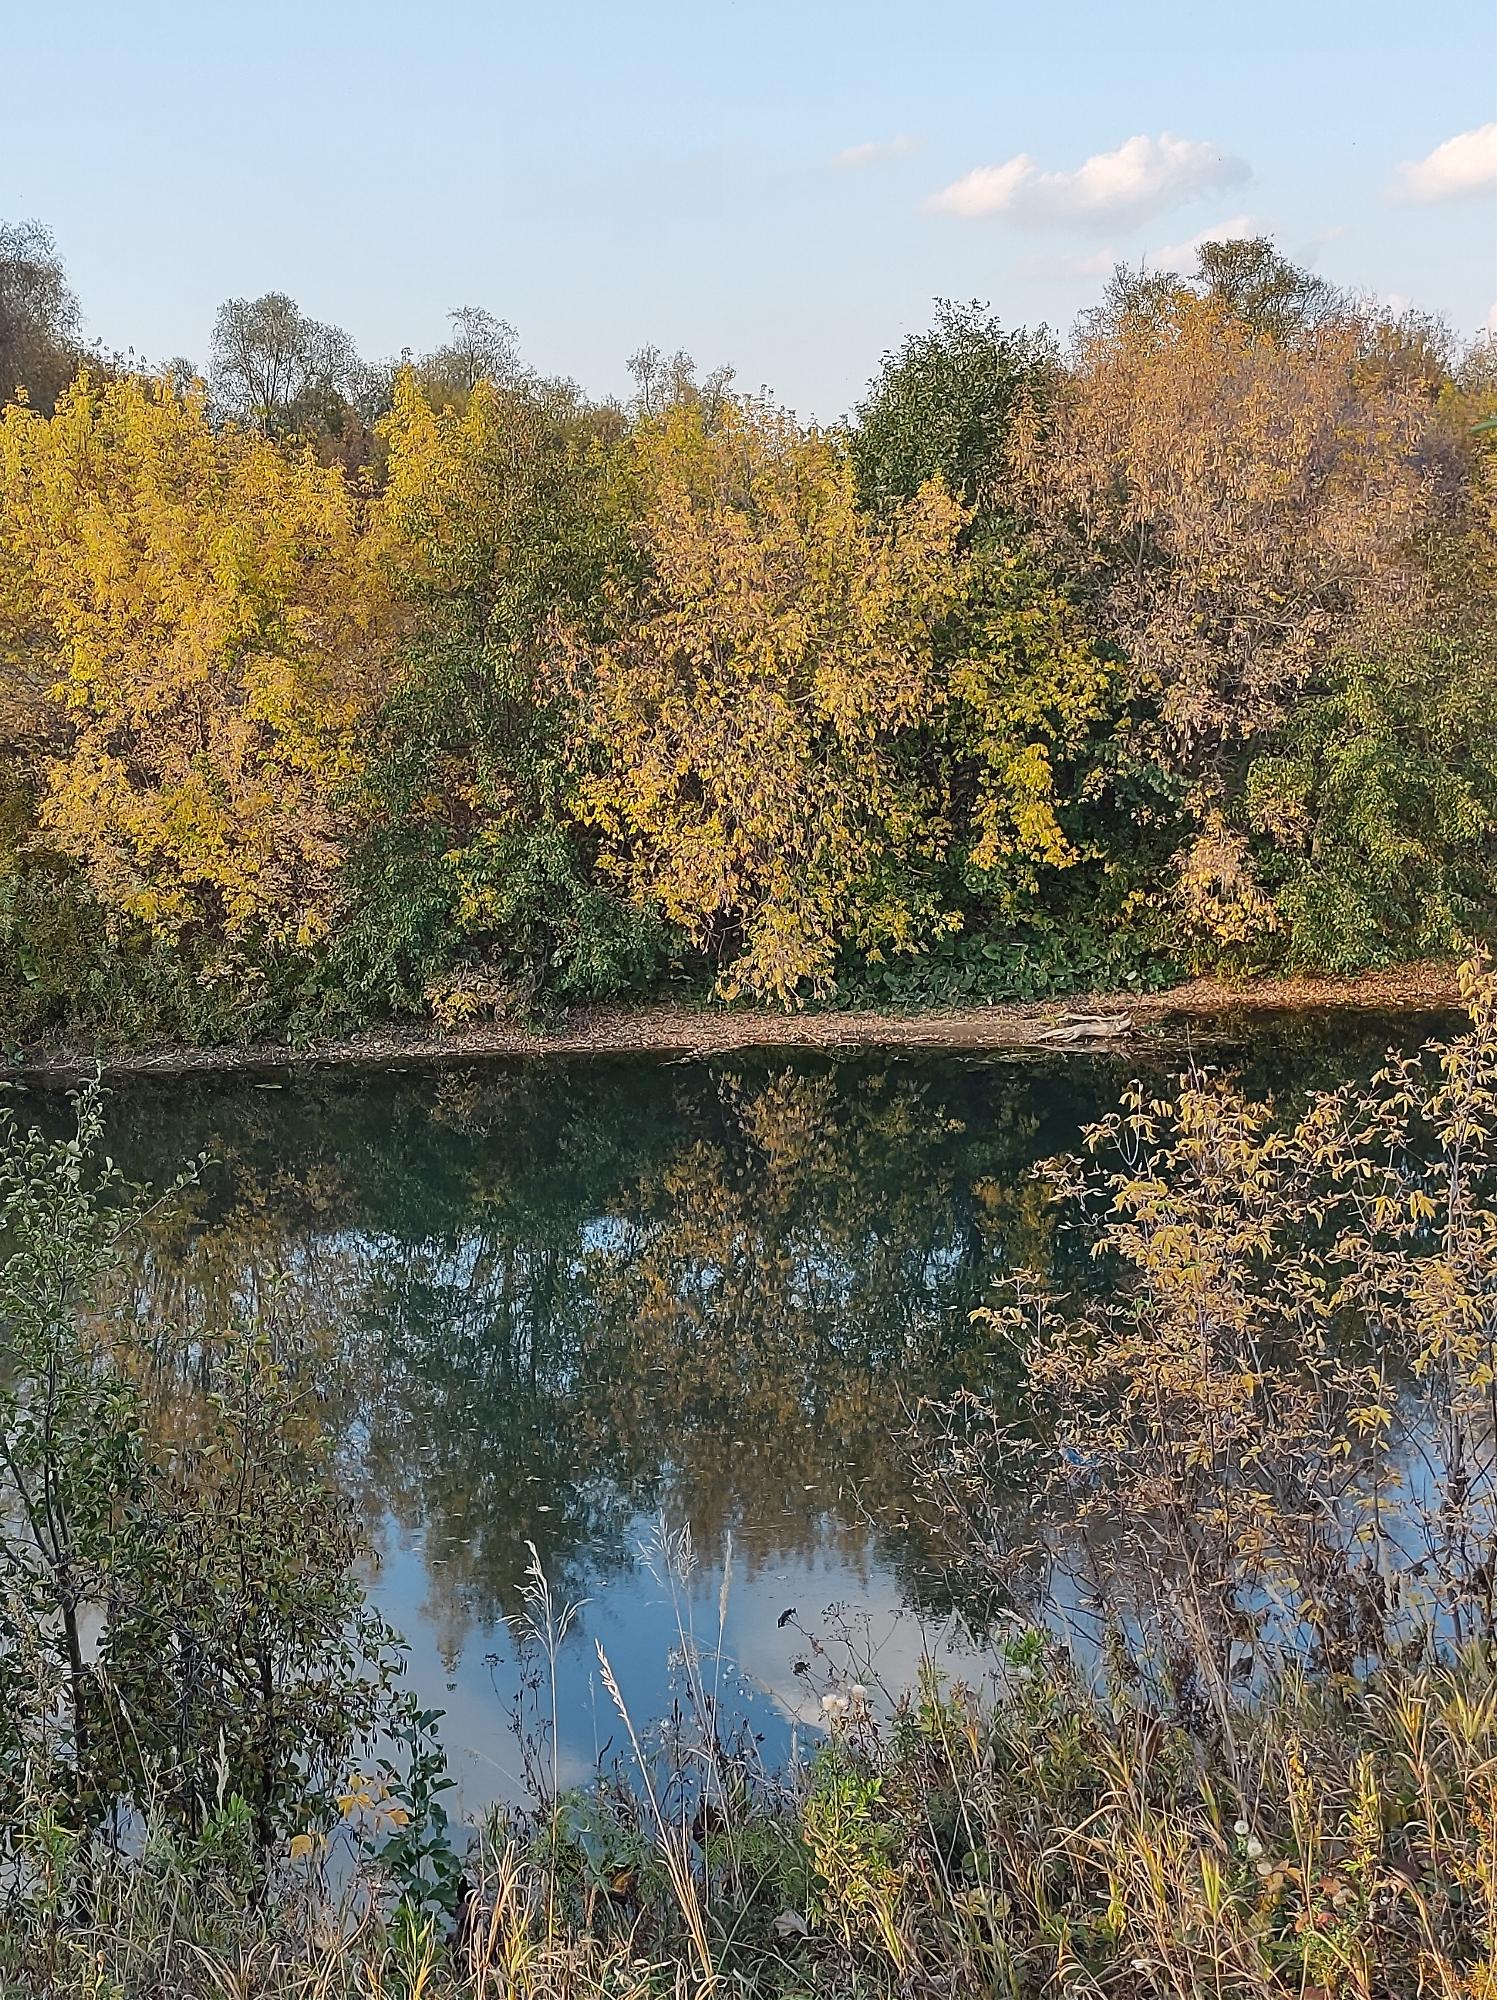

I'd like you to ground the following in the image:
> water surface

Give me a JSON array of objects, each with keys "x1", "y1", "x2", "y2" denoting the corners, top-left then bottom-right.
[{"x1": 37, "y1": 1010, "x2": 1449, "y2": 1815}]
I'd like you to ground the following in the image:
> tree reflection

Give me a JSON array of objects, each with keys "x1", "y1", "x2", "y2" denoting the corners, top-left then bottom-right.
[{"x1": 86, "y1": 1025, "x2": 1420, "y2": 1650}]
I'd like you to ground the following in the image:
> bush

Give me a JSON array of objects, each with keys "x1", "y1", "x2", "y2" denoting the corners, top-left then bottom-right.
[
  {"x1": 828, "y1": 920, "x2": 1178, "y2": 1010},
  {"x1": 0, "y1": 1084, "x2": 404, "y2": 1855},
  {"x1": 1248, "y1": 625, "x2": 1497, "y2": 970},
  {"x1": 0, "y1": 853, "x2": 357, "y2": 1053}
]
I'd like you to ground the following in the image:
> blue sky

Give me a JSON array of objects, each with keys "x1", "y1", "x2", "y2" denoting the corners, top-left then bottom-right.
[{"x1": 6, "y1": 0, "x2": 1494, "y2": 420}]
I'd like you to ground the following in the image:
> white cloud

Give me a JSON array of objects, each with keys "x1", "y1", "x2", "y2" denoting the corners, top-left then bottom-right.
[
  {"x1": 1144, "y1": 214, "x2": 1257, "y2": 271},
  {"x1": 832, "y1": 133, "x2": 922, "y2": 170},
  {"x1": 1486, "y1": 299, "x2": 1497, "y2": 334},
  {"x1": 1393, "y1": 123, "x2": 1497, "y2": 202},
  {"x1": 928, "y1": 131, "x2": 1250, "y2": 227}
]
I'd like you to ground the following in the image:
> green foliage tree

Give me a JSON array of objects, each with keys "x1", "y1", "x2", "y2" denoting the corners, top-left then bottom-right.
[
  {"x1": 0, "y1": 218, "x2": 83, "y2": 413},
  {"x1": 0, "y1": 1086, "x2": 164, "y2": 1806},
  {"x1": 338, "y1": 369, "x2": 661, "y2": 1017},
  {"x1": 1096, "y1": 234, "x2": 1340, "y2": 347},
  {"x1": 209, "y1": 291, "x2": 373, "y2": 439},
  {"x1": 851, "y1": 299, "x2": 1054, "y2": 515},
  {"x1": 1247, "y1": 621, "x2": 1497, "y2": 968}
]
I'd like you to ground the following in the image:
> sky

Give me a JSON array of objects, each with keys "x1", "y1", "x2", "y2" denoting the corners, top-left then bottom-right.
[{"x1": 5, "y1": 0, "x2": 1495, "y2": 422}]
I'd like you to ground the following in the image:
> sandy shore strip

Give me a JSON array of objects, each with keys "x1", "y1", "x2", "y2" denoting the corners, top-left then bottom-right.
[{"x1": 0, "y1": 960, "x2": 1465, "y2": 1083}]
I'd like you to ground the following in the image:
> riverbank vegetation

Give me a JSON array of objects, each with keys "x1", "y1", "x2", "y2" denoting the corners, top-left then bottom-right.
[
  {"x1": 1, "y1": 223, "x2": 1494, "y2": 1052},
  {"x1": 7, "y1": 972, "x2": 1497, "y2": 1993}
]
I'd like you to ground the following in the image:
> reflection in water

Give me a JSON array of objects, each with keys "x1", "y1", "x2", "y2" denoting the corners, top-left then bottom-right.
[{"x1": 45, "y1": 1014, "x2": 1444, "y2": 1814}]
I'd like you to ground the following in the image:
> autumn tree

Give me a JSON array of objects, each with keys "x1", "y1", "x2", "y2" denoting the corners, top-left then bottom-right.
[
  {"x1": 0, "y1": 220, "x2": 1489, "y2": 1034},
  {"x1": 1014, "y1": 255, "x2": 1453, "y2": 949},
  {"x1": 626, "y1": 345, "x2": 734, "y2": 423},
  {"x1": 0, "y1": 374, "x2": 390, "y2": 952},
  {"x1": 562, "y1": 395, "x2": 1119, "y2": 1002},
  {"x1": 1022, "y1": 290, "x2": 1444, "y2": 758},
  {"x1": 1242, "y1": 358, "x2": 1497, "y2": 967}
]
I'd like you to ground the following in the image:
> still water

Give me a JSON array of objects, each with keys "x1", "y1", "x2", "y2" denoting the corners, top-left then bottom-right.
[{"x1": 37, "y1": 1011, "x2": 1451, "y2": 1818}]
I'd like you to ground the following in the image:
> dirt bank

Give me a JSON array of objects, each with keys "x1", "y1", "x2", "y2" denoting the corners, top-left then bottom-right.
[{"x1": 0, "y1": 960, "x2": 1463, "y2": 1083}]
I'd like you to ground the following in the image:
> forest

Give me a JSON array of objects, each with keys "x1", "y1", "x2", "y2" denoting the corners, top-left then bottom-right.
[{"x1": 2, "y1": 218, "x2": 1494, "y2": 1050}]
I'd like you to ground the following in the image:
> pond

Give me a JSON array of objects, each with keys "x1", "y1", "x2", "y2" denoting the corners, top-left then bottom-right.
[{"x1": 29, "y1": 1009, "x2": 1455, "y2": 1821}]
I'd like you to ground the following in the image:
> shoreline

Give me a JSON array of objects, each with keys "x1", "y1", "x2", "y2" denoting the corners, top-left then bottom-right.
[{"x1": 0, "y1": 960, "x2": 1463, "y2": 1083}]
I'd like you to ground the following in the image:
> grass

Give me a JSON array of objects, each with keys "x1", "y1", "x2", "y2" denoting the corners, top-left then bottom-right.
[{"x1": 8, "y1": 1643, "x2": 1497, "y2": 1996}]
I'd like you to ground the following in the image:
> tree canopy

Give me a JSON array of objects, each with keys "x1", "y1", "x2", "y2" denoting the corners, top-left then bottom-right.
[{"x1": 0, "y1": 222, "x2": 1492, "y2": 1046}]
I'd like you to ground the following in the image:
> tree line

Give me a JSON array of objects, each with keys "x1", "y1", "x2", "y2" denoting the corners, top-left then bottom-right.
[{"x1": 1, "y1": 220, "x2": 1493, "y2": 1046}]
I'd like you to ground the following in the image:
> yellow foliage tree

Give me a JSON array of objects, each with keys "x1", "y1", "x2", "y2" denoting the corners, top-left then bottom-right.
[
  {"x1": 1018, "y1": 294, "x2": 1443, "y2": 756},
  {"x1": 561, "y1": 397, "x2": 1112, "y2": 1002},
  {"x1": 0, "y1": 374, "x2": 389, "y2": 949},
  {"x1": 1014, "y1": 291, "x2": 1450, "y2": 950}
]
